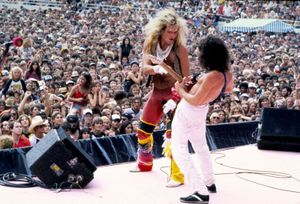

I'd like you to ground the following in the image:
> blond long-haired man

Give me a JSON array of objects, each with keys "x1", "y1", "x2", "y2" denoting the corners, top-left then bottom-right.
[{"x1": 130, "y1": 8, "x2": 189, "y2": 188}]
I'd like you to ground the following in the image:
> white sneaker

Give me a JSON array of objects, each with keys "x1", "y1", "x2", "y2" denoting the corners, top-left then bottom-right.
[{"x1": 166, "y1": 180, "x2": 184, "y2": 188}]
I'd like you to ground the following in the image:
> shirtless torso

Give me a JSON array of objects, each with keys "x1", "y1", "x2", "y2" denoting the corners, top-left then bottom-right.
[{"x1": 152, "y1": 51, "x2": 178, "y2": 89}]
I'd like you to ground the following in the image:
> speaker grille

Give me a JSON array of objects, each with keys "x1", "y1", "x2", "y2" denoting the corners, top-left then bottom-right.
[{"x1": 26, "y1": 129, "x2": 95, "y2": 187}]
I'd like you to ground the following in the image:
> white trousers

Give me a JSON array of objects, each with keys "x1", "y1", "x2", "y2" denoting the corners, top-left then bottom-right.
[{"x1": 171, "y1": 100, "x2": 215, "y2": 195}]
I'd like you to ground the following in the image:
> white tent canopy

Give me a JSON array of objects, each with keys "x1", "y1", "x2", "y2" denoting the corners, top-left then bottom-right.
[{"x1": 220, "y1": 18, "x2": 294, "y2": 33}]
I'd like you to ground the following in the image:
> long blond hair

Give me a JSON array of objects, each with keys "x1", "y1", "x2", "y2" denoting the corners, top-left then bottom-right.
[
  {"x1": 143, "y1": 8, "x2": 187, "y2": 54},
  {"x1": 22, "y1": 38, "x2": 33, "y2": 49},
  {"x1": 10, "y1": 66, "x2": 24, "y2": 80}
]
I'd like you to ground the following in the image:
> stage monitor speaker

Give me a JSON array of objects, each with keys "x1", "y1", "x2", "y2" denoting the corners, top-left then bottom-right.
[
  {"x1": 26, "y1": 128, "x2": 97, "y2": 188},
  {"x1": 257, "y1": 108, "x2": 300, "y2": 152}
]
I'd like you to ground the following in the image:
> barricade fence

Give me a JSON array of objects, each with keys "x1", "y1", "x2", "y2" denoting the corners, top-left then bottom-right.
[{"x1": 0, "y1": 121, "x2": 258, "y2": 174}]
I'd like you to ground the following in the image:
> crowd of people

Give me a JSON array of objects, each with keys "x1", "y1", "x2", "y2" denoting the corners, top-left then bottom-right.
[{"x1": 0, "y1": 0, "x2": 299, "y2": 150}]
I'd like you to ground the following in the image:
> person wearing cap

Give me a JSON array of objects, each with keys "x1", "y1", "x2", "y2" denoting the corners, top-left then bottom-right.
[
  {"x1": 109, "y1": 63, "x2": 118, "y2": 72},
  {"x1": 232, "y1": 87, "x2": 240, "y2": 98},
  {"x1": 130, "y1": 8, "x2": 189, "y2": 175},
  {"x1": 209, "y1": 112, "x2": 220, "y2": 125},
  {"x1": 66, "y1": 80, "x2": 75, "y2": 86},
  {"x1": 64, "y1": 114, "x2": 80, "y2": 140},
  {"x1": 108, "y1": 114, "x2": 121, "y2": 136},
  {"x1": 71, "y1": 70, "x2": 80, "y2": 80},
  {"x1": 66, "y1": 80, "x2": 76, "y2": 94},
  {"x1": 82, "y1": 108, "x2": 93, "y2": 129},
  {"x1": 1, "y1": 69, "x2": 9, "y2": 77},
  {"x1": 43, "y1": 75, "x2": 53, "y2": 82},
  {"x1": 248, "y1": 82, "x2": 258, "y2": 99},
  {"x1": 121, "y1": 112, "x2": 133, "y2": 123},
  {"x1": 124, "y1": 61, "x2": 144, "y2": 93},
  {"x1": 28, "y1": 116, "x2": 48, "y2": 146},
  {"x1": 89, "y1": 62, "x2": 97, "y2": 68},
  {"x1": 240, "y1": 93, "x2": 250, "y2": 101}
]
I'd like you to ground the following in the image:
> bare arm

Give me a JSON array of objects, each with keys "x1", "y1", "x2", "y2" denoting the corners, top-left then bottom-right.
[
  {"x1": 142, "y1": 44, "x2": 190, "y2": 76},
  {"x1": 43, "y1": 94, "x2": 51, "y2": 117},
  {"x1": 88, "y1": 92, "x2": 98, "y2": 107},
  {"x1": 177, "y1": 45, "x2": 189, "y2": 77},
  {"x1": 98, "y1": 90, "x2": 106, "y2": 107},
  {"x1": 127, "y1": 69, "x2": 144, "y2": 84},
  {"x1": 18, "y1": 91, "x2": 32, "y2": 115},
  {"x1": 67, "y1": 85, "x2": 78, "y2": 102},
  {"x1": 67, "y1": 86, "x2": 81, "y2": 103},
  {"x1": 175, "y1": 71, "x2": 233, "y2": 106},
  {"x1": 141, "y1": 53, "x2": 157, "y2": 75},
  {"x1": 224, "y1": 73, "x2": 234, "y2": 93}
]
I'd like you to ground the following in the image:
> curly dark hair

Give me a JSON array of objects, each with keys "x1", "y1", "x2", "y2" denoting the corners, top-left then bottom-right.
[
  {"x1": 81, "y1": 71, "x2": 93, "y2": 90},
  {"x1": 198, "y1": 35, "x2": 230, "y2": 72},
  {"x1": 28, "y1": 60, "x2": 42, "y2": 78}
]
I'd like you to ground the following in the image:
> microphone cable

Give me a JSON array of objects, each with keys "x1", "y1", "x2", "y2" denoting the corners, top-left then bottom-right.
[
  {"x1": 212, "y1": 152, "x2": 300, "y2": 194},
  {"x1": 0, "y1": 172, "x2": 76, "y2": 191},
  {"x1": 0, "y1": 172, "x2": 39, "y2": 188}
]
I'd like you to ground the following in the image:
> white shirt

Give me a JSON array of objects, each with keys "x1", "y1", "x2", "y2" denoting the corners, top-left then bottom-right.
[{"x1": 29, "y1": 134, "x2": 44, "y2": 146}]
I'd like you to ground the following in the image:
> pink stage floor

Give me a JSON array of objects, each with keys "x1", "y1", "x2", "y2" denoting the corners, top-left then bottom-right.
[{"x1": 1, "y1": 145, "x2": 300, "y2": 204}]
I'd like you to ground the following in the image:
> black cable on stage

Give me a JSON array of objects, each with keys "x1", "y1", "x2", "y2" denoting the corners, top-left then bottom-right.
[
  {"x1": 0, "y1": 172, "x2": 78, "y2": 191},
  {"x1": 212, "y1": 151, "x2": 300, "y2": 194},
  {"x1": 0, "y1": 172, "x2": 103, "y2": 198},
  {"x1": 0, "y1": 172, "x2": 39, "y2": 188},
  {"x1": 158, "y1": 148, "x2": 300, "y2": 194}
]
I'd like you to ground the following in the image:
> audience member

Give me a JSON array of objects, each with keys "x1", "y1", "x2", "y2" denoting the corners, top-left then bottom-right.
[
  {"x1": 12, "y1": 121, "x2": 31, "y2": 148},
  {"x1": 28, "y1": 116, "x2": 47, "y2": 145},
  {"x1": 0, "y1": 0, "x2": 298, "y2": 151}
]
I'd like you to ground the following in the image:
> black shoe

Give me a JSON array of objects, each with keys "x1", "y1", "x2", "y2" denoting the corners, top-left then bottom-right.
[
  {"x1": 206, "y1": 184, "x2": 217, "y2": 193},
  {"x1": 180, "y1": 192, "x2": 209, "y2": 203}
]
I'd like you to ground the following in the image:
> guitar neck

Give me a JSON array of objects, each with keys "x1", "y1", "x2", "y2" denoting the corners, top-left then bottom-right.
[{"x1": 160, "y1": 62, "x2": 183, "y2": 83}]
